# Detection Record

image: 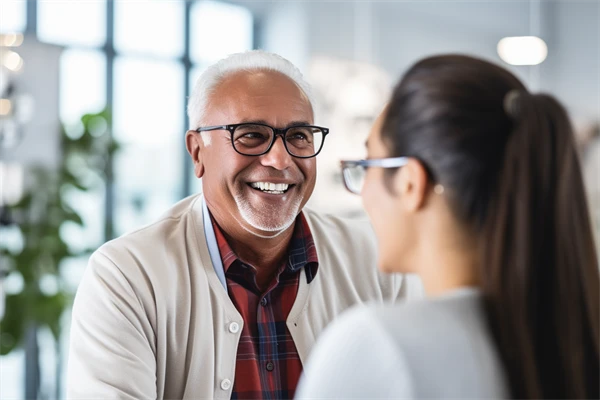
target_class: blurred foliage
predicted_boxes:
[0,109,117,355]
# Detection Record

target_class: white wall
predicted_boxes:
[259,1,310,71]
[541,1,599,124]
[250,0,599,125]
[244,0,599,214]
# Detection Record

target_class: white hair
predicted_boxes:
[187,50,314,129]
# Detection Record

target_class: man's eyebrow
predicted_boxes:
[238,119,270,125]
[286,120,312,128]
[237,119,313,128]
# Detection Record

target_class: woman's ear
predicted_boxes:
[394,158,429,212]
[185,130,205,178]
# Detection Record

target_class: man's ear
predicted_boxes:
[393,158,429,212]
[185,130,205,178]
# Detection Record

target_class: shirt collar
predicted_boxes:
[210,212,319,283]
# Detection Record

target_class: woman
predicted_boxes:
[296,55,599,399]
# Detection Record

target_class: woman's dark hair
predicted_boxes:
[381,54,599,399]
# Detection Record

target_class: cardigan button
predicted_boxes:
[228,322,240,334]
[220,379,232,391]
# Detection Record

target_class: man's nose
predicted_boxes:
[259,135,293,170]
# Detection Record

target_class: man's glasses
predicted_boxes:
[196,123,330,159]
[340,157,409,194]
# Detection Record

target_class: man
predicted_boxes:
[67,50,421,399]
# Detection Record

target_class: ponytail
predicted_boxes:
[480,91,599,398]
[384,54,599,398]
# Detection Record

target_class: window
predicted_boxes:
[1,2,254,398]
[0,0,26,33]
[60,49,106,124]
[190,0,253,65]
[113,57,185,235]
[37,0,106,47]
[114,0,185,58]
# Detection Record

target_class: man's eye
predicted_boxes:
[235,131,270,141]
[242,132,268,139]
[287,130,314,143]
[289,133,308,141]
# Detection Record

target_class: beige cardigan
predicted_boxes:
[67,194,422,399]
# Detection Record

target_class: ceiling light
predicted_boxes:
[497,36,548,66]
[0,99,12,116]
[1,33,24,47]
[2,50,23,72]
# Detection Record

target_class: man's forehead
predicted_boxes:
[215,70,299,93]
[206,70,314,122]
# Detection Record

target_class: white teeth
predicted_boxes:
[250,182,290,193]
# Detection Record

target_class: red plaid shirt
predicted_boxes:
[211,213,319,400]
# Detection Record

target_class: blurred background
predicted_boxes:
[0,0,598,398]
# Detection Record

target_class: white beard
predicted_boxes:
[234,193,302,236]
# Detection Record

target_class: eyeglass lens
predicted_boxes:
[342,164,366,194]
[232,124,325,157]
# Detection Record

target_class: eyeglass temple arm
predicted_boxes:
[340,157,409,168]
[196,125,228,132]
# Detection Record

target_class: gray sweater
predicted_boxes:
[297,288,509,399]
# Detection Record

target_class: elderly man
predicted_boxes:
[67,50,421,399]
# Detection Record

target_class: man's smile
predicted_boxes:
[248,181,295,194]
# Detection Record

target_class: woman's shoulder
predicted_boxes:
[327,288,488,354]
[297,305,415,399]
[297,288,508,399]
[370,288,498,363]
[373,287,487,333]
[304,304,398,366]
[368,288,508,398]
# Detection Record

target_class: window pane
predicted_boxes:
[113,57,184,235]
[113,57,184,144]
[190,0,253,64]
[0,350,24,399]
[37,0,106,47]
[60,49,106,124]
[114,0,184,58]
[0,0,26,33]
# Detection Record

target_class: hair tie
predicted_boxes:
[503,89,523,119]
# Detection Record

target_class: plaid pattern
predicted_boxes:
[211,213,318,400]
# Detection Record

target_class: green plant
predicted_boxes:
[0,109,117,356]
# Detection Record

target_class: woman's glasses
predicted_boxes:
[340,157,409,194]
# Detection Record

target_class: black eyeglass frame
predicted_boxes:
[195,123,330,159]
[340,157,409,194]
